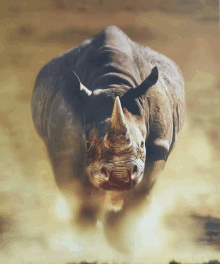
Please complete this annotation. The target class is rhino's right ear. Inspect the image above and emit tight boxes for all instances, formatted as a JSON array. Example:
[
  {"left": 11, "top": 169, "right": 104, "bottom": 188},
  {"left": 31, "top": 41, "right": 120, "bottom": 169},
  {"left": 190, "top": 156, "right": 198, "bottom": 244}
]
[
  {"left": 120, "top": 67, "right": 158, "bottom": 115},
  {"left": 64, "top": 71, "right": 92, "bottom": 104},
  {"left": 121, "top": 67, "right": 158, "bottom": 103}
]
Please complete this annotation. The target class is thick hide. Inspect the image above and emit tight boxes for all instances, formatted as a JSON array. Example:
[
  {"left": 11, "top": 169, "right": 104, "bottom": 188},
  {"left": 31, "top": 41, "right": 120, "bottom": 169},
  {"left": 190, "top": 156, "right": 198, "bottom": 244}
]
[{"left": 31, "top": 26, "right": 185, "bottom": 212}]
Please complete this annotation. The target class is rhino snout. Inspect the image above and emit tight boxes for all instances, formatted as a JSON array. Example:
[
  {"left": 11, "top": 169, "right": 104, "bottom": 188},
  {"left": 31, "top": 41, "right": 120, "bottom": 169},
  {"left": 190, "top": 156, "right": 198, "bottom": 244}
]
[{"left": 100, "top": 166, "right": 110, "bottom": 180}]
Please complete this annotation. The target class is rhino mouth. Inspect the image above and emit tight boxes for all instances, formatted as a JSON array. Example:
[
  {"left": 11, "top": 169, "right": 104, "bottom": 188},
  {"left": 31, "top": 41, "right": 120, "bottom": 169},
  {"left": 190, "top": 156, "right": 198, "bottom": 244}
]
[
  {"left": 96, "top": 174, "right": 138, "bottom": 191},
  {"left": 100, "top": 182, "right": 133, "bottom": 191}
]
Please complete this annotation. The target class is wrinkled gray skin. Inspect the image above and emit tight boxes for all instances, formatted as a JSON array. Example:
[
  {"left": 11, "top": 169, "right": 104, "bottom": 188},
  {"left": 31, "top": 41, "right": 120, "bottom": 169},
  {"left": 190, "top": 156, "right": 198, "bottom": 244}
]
[{"left": 31, "top": 26, "right": 185, "bottom": 251}]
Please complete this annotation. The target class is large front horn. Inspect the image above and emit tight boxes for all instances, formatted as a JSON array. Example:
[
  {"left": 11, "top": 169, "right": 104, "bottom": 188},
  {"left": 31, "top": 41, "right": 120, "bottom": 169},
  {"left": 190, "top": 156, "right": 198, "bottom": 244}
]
[
  {"left": 110, "top": 97, "right": 128, "bottom": 134},
  {"left": 105, "top": 96, "right": 131, "bottom": 145}
]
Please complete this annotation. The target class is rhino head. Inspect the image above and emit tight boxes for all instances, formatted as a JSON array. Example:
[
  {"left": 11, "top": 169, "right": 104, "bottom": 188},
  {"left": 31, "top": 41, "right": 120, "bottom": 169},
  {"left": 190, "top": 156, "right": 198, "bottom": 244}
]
[{"left": 66, "top": 67, "right": 159, "bottom": 191}]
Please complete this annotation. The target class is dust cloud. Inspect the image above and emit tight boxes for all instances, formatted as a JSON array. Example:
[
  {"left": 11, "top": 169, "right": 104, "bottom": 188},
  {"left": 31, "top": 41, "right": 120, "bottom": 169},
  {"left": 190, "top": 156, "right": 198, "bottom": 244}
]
[{"left": 0, "top": 1, "right": 220, "bottom": 263}]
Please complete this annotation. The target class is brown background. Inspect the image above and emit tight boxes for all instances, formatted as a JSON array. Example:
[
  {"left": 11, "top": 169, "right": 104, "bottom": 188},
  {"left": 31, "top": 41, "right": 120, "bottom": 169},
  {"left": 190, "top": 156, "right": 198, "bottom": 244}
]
[{"left": 0, "top": 1, "right": 219, "bottom": 263}]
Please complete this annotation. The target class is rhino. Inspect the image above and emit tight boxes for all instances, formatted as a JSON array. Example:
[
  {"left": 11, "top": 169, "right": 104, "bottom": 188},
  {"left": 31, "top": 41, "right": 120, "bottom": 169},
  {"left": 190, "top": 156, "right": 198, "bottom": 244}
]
[{"left": 31, "top": 26, "right": 185, "bottom": 249}]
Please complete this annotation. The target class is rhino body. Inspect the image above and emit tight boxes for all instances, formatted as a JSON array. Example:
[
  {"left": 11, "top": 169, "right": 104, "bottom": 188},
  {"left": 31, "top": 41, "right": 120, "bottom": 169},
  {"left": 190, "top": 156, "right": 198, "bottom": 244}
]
[{"left": 31, "top": 26, "right": 185, "bottom": 240}]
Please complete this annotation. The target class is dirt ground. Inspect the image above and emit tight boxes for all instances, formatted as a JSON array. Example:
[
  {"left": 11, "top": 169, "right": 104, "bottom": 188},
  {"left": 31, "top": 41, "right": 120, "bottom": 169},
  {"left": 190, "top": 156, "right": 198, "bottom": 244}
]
[{"left": 0, "top": 1, "right": 220, "bottom": 263}]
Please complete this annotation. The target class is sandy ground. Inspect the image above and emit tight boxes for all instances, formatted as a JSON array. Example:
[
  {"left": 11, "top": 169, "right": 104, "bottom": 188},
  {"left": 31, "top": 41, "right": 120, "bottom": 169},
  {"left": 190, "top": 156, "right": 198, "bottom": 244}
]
[{"left": 0, "top": 1, "right": 220, "bottom": 264}]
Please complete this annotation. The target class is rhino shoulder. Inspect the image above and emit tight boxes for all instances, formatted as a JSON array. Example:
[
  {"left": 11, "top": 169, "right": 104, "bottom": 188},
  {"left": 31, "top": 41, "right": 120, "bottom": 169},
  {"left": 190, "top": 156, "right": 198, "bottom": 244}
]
[
  {"left": 133, "top": 42, "right": 184, "bottom": 94},
  {"left": 31, "top": 37, "right": 93, "bottom": 141}
]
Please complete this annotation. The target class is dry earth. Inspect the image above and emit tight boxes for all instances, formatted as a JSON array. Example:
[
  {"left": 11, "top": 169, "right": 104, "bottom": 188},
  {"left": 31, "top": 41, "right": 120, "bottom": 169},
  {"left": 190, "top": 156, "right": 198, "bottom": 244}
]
[{"left": 0, "top": 1, "right": 220, "bottom": 264}]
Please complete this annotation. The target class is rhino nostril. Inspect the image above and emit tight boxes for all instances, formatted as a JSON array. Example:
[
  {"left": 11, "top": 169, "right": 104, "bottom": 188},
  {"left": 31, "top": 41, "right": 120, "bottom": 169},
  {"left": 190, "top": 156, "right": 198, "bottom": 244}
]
[
  {"left": 130, "top": 165, "right": 138, "bottom": 181},
  {"left": 133, "top": 165, "right": 138, "bottom": 174},
  {"left": 101, "top": 167, "right": 109, "bottom": 180}
]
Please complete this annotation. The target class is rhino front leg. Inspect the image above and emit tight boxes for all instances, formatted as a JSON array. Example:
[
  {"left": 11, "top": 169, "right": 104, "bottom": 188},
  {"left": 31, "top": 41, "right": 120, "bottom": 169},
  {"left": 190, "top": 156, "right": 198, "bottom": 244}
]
[
  {"left": 103, "top": 160, "right": 165, "bottom": 252},
  {"left": 102, "top": 192, "right": 151, "bottom": 253},
  {"left": 71, "top": 181, "right": 104, "bottom": 232},
  {"left": 73, "top": 199, "right": 99, "bottom": 232},
  {"left": 62, "top": 183, "right": 100, "bottom": 232},
  {"left": 48, "top": 149, "right": 100, "bottom": 231},
  {"left": 103, "top": 207, "right": 132, "bottom": 253},
  {"left": 61, "top": 182, "right": 100, "bottom": 232}
]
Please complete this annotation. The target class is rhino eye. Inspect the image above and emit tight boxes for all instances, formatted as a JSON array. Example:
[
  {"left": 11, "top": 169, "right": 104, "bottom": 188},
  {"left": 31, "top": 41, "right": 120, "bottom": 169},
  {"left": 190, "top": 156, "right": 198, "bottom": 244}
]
[
  {"left": 140, "top": 141, "right": 145, "bottom": 148},
  {"left": 86, "top": 141, "right": 92, "bottom": 152}
]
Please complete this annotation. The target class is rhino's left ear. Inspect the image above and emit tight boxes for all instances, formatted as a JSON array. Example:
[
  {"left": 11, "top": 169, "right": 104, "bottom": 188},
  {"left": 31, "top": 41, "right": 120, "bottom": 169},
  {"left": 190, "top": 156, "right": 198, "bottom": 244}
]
[
  {"left": 64, "top": 71, "right": 92, "bottom": 104},
  {"left": 72, "top": 71, "right": 92, "bottom": 100},
  {"left": 120, "top": 66, "right": 158, "bottom": 103}
]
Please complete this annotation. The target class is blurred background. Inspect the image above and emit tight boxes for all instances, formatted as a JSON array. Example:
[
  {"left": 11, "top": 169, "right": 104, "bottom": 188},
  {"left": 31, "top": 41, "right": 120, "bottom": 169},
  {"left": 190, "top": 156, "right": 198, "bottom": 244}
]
[{"left": 0, "top": 0, "right": 219, "bottom": 263}]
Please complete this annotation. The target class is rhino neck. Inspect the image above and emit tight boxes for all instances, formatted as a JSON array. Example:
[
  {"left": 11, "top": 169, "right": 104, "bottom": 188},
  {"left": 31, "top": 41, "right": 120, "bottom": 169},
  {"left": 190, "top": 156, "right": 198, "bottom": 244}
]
[
  {"left": 86, "top": 45, "right": 141, "bottom": 90},
  {"left": 90, "top": 72, "right": 136, "bottom": 90}
]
